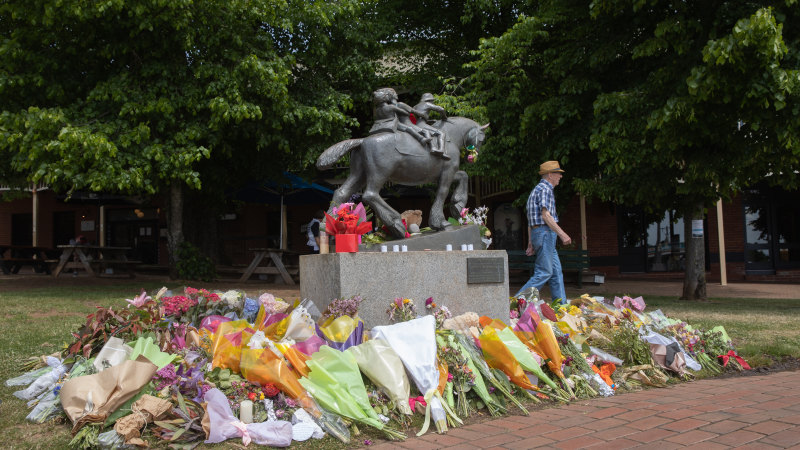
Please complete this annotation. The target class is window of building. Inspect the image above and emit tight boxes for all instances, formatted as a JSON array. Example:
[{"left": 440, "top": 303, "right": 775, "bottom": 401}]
[
  {"left": 618, "top": 208, "right": 701, "bottom": 273},
  {"left": 646, "top": 211, "right": 685, "bottom": 272},
  {"left": 743, "top": 186, "right": 800, "bottom": 273}
]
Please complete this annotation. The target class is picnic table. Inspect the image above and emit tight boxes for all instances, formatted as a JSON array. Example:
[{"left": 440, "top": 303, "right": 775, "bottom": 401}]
[
  {"left": 239, "top": 248, "right": 299, "bottom": 284},
  {"left": 52, "top": 245, "right": 141, "bottom": 278},
  {"left": 0, "top": 245, "right": 53, "bottom": 275}
]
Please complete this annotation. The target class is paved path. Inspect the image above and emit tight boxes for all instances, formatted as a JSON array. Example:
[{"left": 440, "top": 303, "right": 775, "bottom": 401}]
[{"left": 370, "top": 369, "right": 800, "bottom": 449}]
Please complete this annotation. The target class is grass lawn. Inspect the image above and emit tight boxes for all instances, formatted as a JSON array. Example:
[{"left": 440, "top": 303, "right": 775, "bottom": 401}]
[
  {"left": 645, "top": 296, "right": 800, "bottom": 368},
  {"left": 1, "top": 285, "right": 798, "bottom": 447}
]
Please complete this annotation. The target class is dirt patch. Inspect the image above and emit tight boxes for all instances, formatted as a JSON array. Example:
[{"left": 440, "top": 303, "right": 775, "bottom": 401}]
[
  {"left": 30, "top": 310, "right": 83, "bottom": 318},
  {"left": 714, "top": 355, "right": 800, "bottom": 378}
]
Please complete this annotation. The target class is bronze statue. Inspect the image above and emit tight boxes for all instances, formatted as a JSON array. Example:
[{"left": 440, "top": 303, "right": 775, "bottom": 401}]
[{"left": 317, "top": 89, "right": 488, "bottom": 238}]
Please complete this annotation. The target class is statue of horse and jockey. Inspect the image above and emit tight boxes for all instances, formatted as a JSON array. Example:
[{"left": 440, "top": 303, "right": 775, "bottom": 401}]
[{"left": 316, "top": 87, "right": 489, "bottom": 239}]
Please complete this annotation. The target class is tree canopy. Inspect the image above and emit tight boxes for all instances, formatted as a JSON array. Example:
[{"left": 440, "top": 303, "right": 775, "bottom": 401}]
[
  {"left": 462, "top": 0, "right": 800, "bottom": 297},
  {"left": 0, "top": 0, "right": 380, "bottom": 196},
  {"left": 463, "top": 0, "right": 799, "bottom": 203}
]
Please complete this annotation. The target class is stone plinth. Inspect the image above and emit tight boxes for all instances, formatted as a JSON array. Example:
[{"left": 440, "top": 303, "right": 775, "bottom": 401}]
[{"left": 300, "top": 250, "right": 509, "bottom": 326}]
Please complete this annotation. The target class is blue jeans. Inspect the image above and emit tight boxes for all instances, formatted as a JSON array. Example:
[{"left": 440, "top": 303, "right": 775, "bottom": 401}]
[{"left": 515, "top": 227, "right": 566, "bottom": 303}]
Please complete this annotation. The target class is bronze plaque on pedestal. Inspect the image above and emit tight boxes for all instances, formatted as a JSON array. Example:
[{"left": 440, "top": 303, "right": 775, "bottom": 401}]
[{"left": 466, "top": 257, "right": 505, "bottom": 284}]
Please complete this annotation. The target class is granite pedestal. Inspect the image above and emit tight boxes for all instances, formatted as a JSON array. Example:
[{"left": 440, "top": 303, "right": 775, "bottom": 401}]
[{"left": 300, "top": 250, "right": 509, "bottom": 326}]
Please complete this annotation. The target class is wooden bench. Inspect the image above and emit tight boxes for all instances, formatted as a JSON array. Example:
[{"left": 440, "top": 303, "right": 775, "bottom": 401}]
[
  {"left": 507, "top": 250, "right": 536, "bottom": 277},
  {"left": 558, "top": 249, "right": 591, "bottom": 288},
  {"left": 1, "top": 257, "right": 52, "bottom": 275},
  {"left": 506, "top": 248, "right": 591, "bottom": 287}
]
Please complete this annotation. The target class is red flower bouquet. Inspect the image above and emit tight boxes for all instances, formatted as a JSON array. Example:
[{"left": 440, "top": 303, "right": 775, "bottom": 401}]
[{"left": 325, "top": 202, "right": 372, "bottom": 253}]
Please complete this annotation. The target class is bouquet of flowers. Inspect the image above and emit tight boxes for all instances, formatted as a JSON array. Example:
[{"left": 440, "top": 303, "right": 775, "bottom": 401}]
[
  {"left": 325, "top": 202, "right": 373, "bottom": 252},
  {"left": 425, "top": 297, "right": 452, "bottom": 328},
  {"left": 452, "top": 205, "right": 492, "bottom": 247},
  {"left": 613, "top": 295, "right": 646, "bottom": 313},
  {"left": 254, "top": 293, "right": 290, "bottom": 332},
  {"left": 299, "top": 346, "right": 406, "bottom": 440},
  {"left": 348, "top": 339, "right": 413, "bottom": 416},
  {"left": 162, "top": 287, "right": 226, "bottom": 327},
  {"left": 436, "top": 334, "right": 476, "bottom": 417},
  {"left": 316, "top": 295, "right": 365, "bottom": 351},
  {"left": 388, "top": 297, "right": 417, "bottom": 323},
  {"left": 509, "top": 296, "right": 528, "bottom": 320},
  {"left": 372, "top": 316, "right": 463, "bottom": 435}
]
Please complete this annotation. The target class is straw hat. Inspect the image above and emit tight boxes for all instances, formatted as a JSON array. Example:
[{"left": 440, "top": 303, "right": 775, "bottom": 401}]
[{"left": 539, "top": 160, "right": 565, "bottom": 175}]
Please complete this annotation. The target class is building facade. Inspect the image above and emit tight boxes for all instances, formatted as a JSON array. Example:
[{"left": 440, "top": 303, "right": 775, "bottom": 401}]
[{"left": 2, "top": 182, "right": 798, "bottom": 282}]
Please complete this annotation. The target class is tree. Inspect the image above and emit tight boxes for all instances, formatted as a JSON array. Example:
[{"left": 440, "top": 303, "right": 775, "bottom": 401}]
[
  {"left": 370, "top": 1, "right": 526, "bottom": 103},
  {"left": 0, "top": 0, "right": 379, "bottom": 272},
  {"left": 586, "top": 2, "right": 800, "bottom": 299},
  {"left": 462, "top": 0, "right": 800, "bottom": 299}
]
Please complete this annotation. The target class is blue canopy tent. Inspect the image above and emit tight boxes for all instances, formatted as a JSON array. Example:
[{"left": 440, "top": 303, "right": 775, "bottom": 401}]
[{"left": 233, "top": 172, "right": 334, "bottom": 249}]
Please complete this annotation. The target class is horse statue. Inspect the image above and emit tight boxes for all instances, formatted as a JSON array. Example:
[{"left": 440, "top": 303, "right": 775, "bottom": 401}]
[{"left": 316, "top": 109, "right": 489, "bottom": 239}]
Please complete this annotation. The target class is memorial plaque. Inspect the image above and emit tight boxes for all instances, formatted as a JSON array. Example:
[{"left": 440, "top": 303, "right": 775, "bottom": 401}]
[{"left": 466, "top": 257, "right": 505, "bottom": 284}]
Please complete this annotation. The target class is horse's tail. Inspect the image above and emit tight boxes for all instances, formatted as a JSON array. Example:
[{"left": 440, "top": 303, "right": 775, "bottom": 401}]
[{"left": 316, "top": 138, "right": 363, "bottom": 170}]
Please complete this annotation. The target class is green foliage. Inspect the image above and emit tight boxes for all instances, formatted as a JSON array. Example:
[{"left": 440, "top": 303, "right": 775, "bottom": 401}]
[
  {"left": 462, "top": 1, "right": 800, "bottom": 212},
  {"left": 0, "top": 0, "right": 380, "bottom": 197},
  {"left": 175, "top": 241, "right": 216, "bottom": 282}
]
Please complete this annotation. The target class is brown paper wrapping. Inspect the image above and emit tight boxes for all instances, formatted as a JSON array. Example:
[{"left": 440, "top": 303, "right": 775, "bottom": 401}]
[
  {"left": 113, "top": 395, "right": 173, "bottom": 446},
  {"left": 60, "top": 356, "right": 158, "bottom": 434},
  {"left": 649, "top": 343, "right": 688, "bottom": 376}
]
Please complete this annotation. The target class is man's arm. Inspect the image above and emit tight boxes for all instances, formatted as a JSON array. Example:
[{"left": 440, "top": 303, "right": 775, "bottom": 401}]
[
  {"left": 525, "top": 226, "right": 534, "bottom": 256},
  {"left": 542, "top": 209, "right": 572, "bottom": 245}
]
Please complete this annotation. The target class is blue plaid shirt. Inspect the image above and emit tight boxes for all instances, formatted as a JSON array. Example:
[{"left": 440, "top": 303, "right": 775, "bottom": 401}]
[{"left": 526, "top": 178, "right": 558, "bottom": 226}]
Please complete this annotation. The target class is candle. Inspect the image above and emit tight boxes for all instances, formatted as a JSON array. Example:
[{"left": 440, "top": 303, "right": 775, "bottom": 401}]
[
  {"left": 468, "top": 244, "right": 474, "bottom": 251},
  {"left": 380, "top": 245, "right": 388, "bottom": 252},
  {"left": 392, "top": 245, "right": 400, "bottom": 252},
  {"left": 240, "top": 400, "right": 253, "bottom": 424},
  {"left": 460, "top": 244, "right": 467, "bottom": 251},
  {"left": 445, "top": 244, "right": 452, "bottom": 251},
  {"left": 319, "top": 230, "right": 329, "bottom": 254},
  {"left": 401, "top": 245, "right": 408, "bottom": 252}
]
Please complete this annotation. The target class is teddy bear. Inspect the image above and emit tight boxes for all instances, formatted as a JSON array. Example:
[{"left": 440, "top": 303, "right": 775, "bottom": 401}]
[{"left": 400, "top": 210, "right": 423, "bottom": 233}]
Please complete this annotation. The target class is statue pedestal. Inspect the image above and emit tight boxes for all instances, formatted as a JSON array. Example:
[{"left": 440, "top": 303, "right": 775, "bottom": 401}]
[{"left": 300, "top": 250, "right": 509, "bottom": 326}]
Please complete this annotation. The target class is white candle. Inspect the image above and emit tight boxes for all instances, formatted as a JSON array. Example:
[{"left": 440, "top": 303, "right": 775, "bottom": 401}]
[
  {"left": 401, "top": 245, "right": 408, "bottom": 252},
  {"left": 460, "top": 244, "right": 468, "bottom": 251},
  {"left": 446, "top": 244, "right": 452, "bottom": 251},
  {"left": 380, "top": 245, "right": 388, "bottom": 252},
  {"left": 468, "top": 244, "right": 474, "bottom": 251},
  {"left": 392, "top": 245, "right": 400, "bottom": 252},
  {"left": 240, "top": 400, "right": 253, "bottom": 424}
]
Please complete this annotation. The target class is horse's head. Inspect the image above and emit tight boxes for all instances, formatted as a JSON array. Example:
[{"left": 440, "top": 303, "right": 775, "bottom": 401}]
[{"left": 465, "top": 123, "right": 489, "bottom": 163}]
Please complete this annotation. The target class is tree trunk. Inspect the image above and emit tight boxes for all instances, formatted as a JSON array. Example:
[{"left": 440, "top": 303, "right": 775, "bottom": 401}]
[
  {"left": 681, "top": 202, "right": 707, "bottom": 300},
  {"left": 166, "top": 181, "right": 185, "bottom": 279},
  {"left": 183, "top": 190, "right": 222, "bottom": 264}
]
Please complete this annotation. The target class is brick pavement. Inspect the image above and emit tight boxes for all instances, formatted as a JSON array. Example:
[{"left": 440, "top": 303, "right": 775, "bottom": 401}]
[{"left": 369, "top": 369, "right": 800, "bottom": 449}]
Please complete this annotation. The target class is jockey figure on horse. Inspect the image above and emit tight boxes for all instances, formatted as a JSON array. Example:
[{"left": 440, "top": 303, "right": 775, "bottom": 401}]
[{"left": 369, "top": 88, "right": 449, "bottom": 159}]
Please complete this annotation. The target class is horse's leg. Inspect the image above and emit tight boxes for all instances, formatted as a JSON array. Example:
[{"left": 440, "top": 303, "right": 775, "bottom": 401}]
[
  {"left": 429, "top": 167, "right": 456, "bottom": 230},
  {"left": 331, "top": 171, "right": 364, "bottom": 208},
  {"left": 449, "top": 170, "right": 469, "bottom": 218},
  {"left": 329, "top": 153, "right": 366, "bottom": 209},
  {"left": 362, "top": 176, "right": 406, "bottom": 238}
]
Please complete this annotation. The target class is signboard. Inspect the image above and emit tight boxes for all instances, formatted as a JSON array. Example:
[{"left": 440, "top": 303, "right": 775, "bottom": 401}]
[
  {"left": 691, "top": 220, "right": 704, "bottom": 238},
  {"left": 466, "top": 257, "right": 505, "bottom": 284}
]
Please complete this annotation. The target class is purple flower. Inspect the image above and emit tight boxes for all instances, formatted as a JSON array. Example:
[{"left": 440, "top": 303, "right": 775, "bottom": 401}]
[{"left": 153, "top": 365, "right": 178, "bottom": 391}]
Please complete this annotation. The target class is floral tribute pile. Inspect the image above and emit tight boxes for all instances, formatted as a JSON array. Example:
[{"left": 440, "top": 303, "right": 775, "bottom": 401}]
[{"left": 5, "top": 286, "right": 750, "bottom": 449}]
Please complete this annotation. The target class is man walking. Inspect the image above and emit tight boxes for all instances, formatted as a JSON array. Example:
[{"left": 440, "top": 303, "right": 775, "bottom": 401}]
[{"left": 515, "top": 161, "right": 572, "bottom": 303}]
